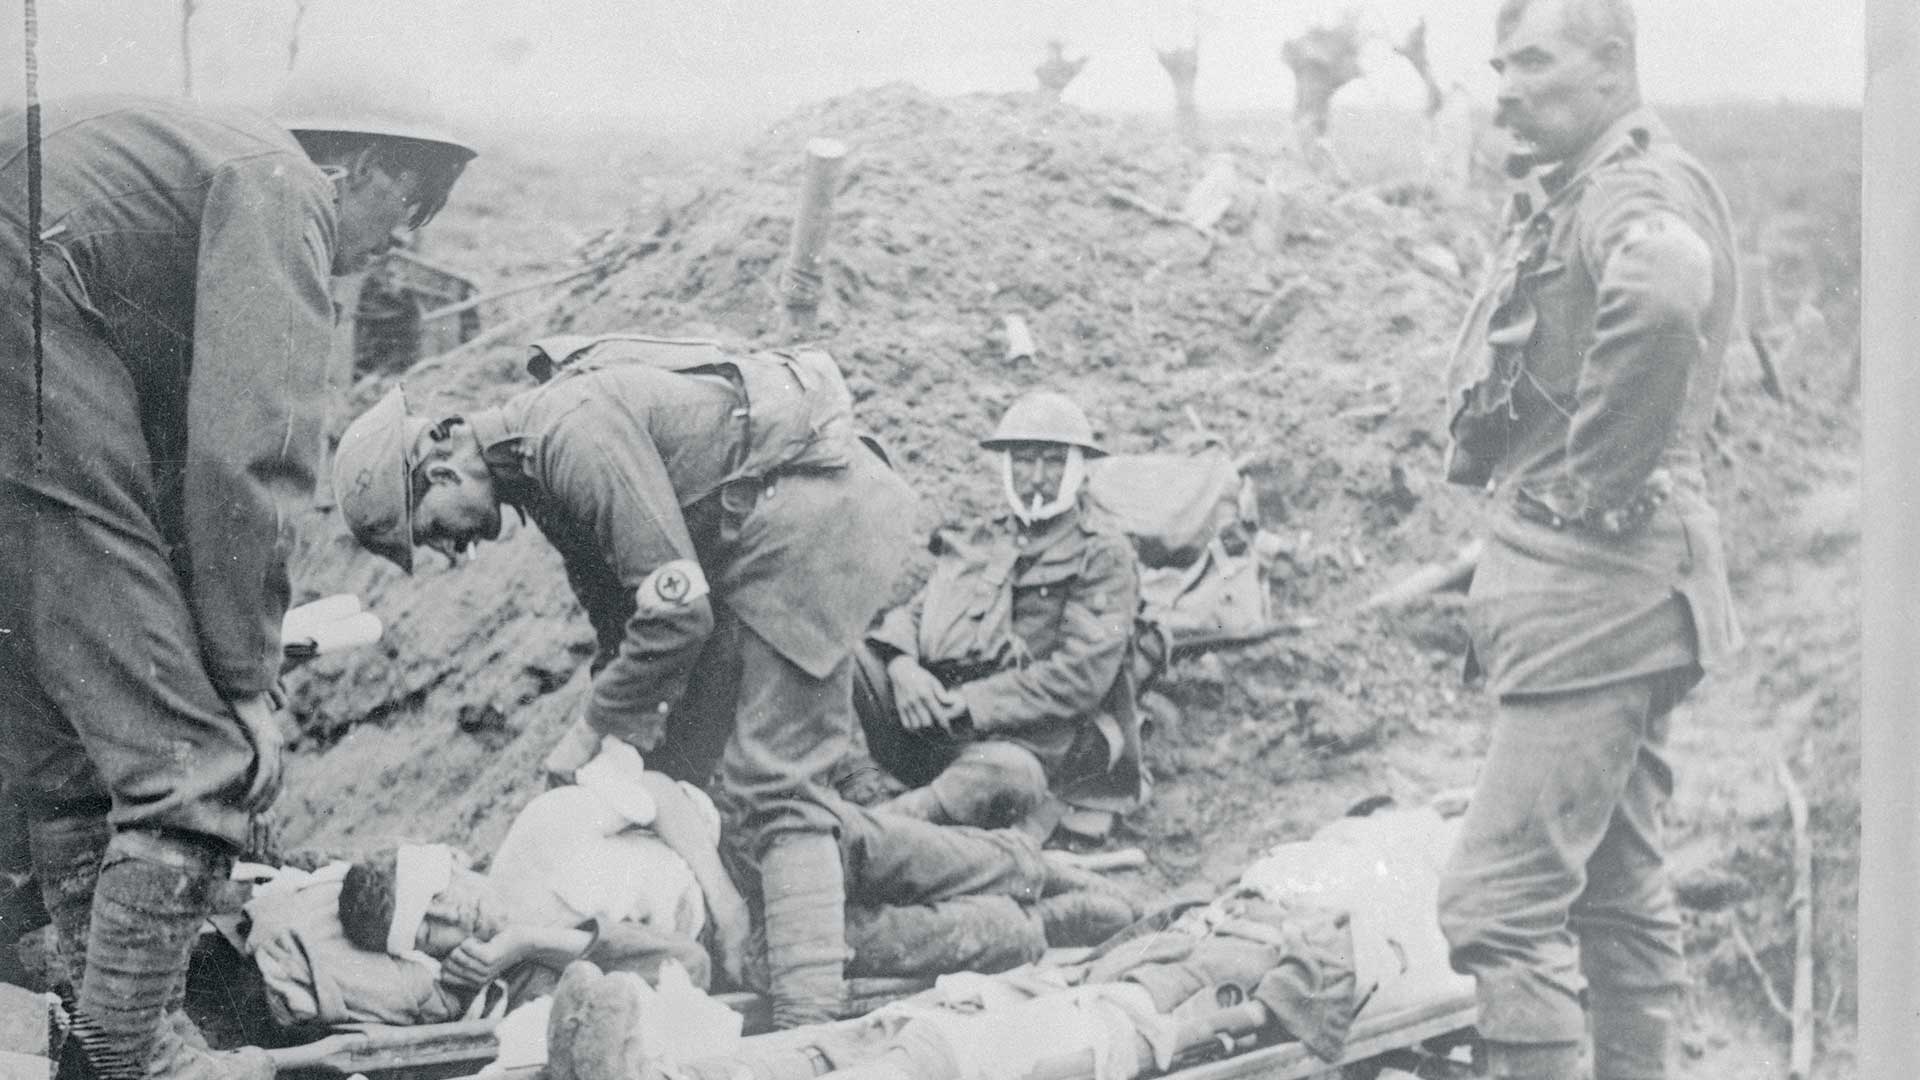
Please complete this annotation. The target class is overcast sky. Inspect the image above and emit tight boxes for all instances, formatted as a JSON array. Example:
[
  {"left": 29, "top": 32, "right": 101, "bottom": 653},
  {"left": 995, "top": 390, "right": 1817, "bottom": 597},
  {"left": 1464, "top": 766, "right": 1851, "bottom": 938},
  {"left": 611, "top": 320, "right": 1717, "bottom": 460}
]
[{"left": 0, "top": 0, "right": 1865, "bottom": 130}]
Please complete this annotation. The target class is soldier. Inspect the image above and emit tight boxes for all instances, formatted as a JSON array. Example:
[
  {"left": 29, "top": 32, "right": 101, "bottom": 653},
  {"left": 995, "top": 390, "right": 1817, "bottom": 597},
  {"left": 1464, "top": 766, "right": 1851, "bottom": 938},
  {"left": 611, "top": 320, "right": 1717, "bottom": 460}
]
[
  {"left": 0, "top": 73, "right": 474, "bottom": 1077},
  {"left": 850, "top": 392, "right": 1146, "bottom": 840},
  {"left": 329, "top": 334, "right": 920, "bottom": 1028},
  {"left": 1436, "top": 1, "right": 1741, "bottom": 1077},
  {"left": 330, "top": 762, "right": 1134, "bottom": 1014}
]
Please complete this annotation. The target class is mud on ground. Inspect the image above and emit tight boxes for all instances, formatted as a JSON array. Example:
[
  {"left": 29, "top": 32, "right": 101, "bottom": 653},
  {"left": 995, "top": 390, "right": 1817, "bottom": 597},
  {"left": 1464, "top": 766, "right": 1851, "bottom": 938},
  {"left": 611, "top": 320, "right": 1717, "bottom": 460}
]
[{"left": 277, "top": 88, "right": 1860, "bottom": 1076}]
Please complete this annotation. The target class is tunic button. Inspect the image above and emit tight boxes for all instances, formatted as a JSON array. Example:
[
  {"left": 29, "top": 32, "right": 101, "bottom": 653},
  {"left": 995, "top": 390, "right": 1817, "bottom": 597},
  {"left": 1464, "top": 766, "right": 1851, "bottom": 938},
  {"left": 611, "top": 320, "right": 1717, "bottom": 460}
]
[{"left": 1039, "top": 587, "right": 1049, "bottom": 597}]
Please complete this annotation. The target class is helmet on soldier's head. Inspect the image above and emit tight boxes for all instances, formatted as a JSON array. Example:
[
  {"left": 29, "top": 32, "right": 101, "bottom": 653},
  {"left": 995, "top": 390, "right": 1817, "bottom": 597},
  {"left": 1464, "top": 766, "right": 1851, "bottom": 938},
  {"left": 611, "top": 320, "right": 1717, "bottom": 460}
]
[
  {"left": 332, "top": 387, "right": 433, "bottom": 573},
  {"left": 270, "top": 64, "right": 477, "bottom": 166},
  {"left": 980, "top": 391, "right": 1104, "bottom": 457}
]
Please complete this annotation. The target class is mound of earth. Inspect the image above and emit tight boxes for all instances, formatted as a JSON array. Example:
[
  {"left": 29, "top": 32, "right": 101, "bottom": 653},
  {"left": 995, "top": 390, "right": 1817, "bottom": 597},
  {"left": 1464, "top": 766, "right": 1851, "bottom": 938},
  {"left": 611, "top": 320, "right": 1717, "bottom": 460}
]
[
  {"left": 276, "top": 84, "right": 1858, "bottom": 1074},
  {"left": 282, "top": 84, "right": 1490, "bottom": 858}
]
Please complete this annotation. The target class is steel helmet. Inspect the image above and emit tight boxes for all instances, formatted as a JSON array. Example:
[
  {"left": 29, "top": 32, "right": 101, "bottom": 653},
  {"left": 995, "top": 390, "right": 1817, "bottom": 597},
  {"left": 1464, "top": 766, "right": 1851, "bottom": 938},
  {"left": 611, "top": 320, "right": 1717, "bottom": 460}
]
[
  {"left": 332, "top": 386, "right": 433, "bottom": 573},
  {"left": 271, "top": 65, "right": 477, "bottom": 165},
  {"left": 980, "top": 391, "right": 1104, "bottom": 456}
]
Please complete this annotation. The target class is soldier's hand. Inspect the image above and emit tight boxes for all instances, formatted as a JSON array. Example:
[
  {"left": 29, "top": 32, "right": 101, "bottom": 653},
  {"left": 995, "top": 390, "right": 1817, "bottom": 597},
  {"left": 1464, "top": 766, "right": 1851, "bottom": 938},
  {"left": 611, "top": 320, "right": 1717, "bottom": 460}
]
[
  {"left": 442, "top": 931, "right": 524, "bottom": 992},
  {"left": 542, "top": 708, "right": 602, "bottom": 788},
  {"left": 231, "top": 693, "right": 285, "bottom": 813},
  {"left": 887, "top": 656, "right": 961, "bottom": 735},
  {"left": 708, "top": 894, "right": 753, "bottom": 989}
]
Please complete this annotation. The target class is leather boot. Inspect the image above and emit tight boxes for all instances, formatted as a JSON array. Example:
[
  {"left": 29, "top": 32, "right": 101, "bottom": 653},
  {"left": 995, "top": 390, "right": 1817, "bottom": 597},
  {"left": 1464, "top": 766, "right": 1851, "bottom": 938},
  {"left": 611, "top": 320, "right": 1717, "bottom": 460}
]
[
  {"left": 1033, "top": 891, "right": 1137, "bottom": 948},
  {"left": 75, "top": 830, "right": 271, "bottom": 1080},
  {"left": 1481, "top": 1040, "right": 1587, "bottom": 1080},
  {"left": 25, "top": 812, "right": 111, "bottom": 995},
  {"left": 546, "top": 961, "right": 651, "bottom": 1080},
  {"left": 759, "top": 833, "right": 848, "bottom": 1029},
  {"left": 1589, "top": 990, "right": 1677, "bottom": 1080}
]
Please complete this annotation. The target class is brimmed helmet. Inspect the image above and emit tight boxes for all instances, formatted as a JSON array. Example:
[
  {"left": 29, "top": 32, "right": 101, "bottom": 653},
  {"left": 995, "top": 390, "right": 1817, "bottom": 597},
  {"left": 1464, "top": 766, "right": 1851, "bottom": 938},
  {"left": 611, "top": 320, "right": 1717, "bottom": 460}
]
[
  {"left": 980, "top": 391, "right": 1104, "bottom": 456},
  {"left": 332, "top": 387, "right": 431, "bottom": 572},
  {"left": 271, "top": 66, "right": 477, "bottom": 166}
]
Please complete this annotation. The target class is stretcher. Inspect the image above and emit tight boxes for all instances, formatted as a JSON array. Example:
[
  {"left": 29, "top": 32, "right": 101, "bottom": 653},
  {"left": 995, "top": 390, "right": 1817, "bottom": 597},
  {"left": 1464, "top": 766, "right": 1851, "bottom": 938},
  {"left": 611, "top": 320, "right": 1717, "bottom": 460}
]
[{"left": 264, "top": 965, "right": 1477, "bottom": 1080}]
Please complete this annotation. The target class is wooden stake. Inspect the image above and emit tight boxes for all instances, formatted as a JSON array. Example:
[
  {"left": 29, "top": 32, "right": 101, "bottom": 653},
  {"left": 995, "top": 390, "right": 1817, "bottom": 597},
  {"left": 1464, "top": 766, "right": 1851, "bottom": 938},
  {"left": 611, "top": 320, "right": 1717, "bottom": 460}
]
[
  {"left": 780, "top": 138, "right": 848, "bottom": 337},
  {"left": 1778, "top": 758, "right": 1814, "bottom": 1080}
]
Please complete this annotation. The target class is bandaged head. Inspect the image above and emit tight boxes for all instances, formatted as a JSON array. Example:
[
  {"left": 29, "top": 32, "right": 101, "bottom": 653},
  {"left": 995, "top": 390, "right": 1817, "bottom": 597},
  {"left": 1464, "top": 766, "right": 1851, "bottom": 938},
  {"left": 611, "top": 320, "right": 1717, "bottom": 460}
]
[
  {"left": 980, "top": 391, "right": 1105, "bottom": 524},
  {"left": 386, "top": 843, "right": 456, "bottom": 958}
]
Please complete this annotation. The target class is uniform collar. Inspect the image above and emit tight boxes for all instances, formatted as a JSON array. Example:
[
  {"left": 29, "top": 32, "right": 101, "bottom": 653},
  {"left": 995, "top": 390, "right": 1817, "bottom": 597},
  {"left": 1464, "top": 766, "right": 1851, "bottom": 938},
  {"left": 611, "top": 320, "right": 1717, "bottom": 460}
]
[
  {"left": 466, "top": 404, "right": 535, "bottom": 513},
  {"left": 1538, "top": 104, "right": 1664, "bottom": 197}
]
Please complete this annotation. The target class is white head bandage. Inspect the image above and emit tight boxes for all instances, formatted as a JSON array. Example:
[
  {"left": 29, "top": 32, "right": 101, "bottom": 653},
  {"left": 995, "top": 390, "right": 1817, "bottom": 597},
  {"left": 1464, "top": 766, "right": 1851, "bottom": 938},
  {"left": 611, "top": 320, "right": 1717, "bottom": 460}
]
[
  {"left": 1002, "top": 445, "right": 1086, "bottom": 525},
  {"left": 386, "top": 843, "right": 455, "bottom": 958}
]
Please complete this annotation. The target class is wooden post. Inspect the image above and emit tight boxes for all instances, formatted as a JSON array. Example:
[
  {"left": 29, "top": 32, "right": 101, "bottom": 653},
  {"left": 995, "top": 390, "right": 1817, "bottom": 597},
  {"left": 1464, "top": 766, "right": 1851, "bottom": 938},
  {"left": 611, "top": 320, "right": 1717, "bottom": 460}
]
[
  {"left": 780, "top": 138, "right": 848, "bottom": 338},
  {"left": 180, "top": 0, "right": 197, "bottom": 98},
  {"left": 1779, "top": 759, "right": 1814, "bottom": 1080}
]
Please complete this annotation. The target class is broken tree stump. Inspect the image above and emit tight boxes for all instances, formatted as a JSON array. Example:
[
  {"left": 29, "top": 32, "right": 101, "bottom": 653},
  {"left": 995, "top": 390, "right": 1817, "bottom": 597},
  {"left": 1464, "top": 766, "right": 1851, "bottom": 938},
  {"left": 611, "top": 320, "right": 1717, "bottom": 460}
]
[
  {"left": 1035, "top": 40, "right": 1089, "bottom": 103},
  {"left": 1156, "top": 41, "right": 1202, "bottom": 146},
  {"left": 780, "top": 137, "right": 848, "bottom": 337},
  {"left": 1281, "top": 15, "right": 1364, "bottom": 182}
]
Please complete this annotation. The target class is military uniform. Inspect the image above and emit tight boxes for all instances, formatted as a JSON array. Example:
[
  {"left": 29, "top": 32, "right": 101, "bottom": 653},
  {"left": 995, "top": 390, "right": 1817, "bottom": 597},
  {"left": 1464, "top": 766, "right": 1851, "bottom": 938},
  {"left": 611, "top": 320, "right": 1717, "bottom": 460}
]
[
  {"left": 856, "top": 499, "right": 1144, "bottom": 833},
  {"left": 1435, "top": 107, "right": 1740, "bottom": 1075},
  {"left": 460, "top": 336, "right": 918, "bottom": 1026},
  {"left": 0, "top": 95, "right": 334, "bottom": 850}
]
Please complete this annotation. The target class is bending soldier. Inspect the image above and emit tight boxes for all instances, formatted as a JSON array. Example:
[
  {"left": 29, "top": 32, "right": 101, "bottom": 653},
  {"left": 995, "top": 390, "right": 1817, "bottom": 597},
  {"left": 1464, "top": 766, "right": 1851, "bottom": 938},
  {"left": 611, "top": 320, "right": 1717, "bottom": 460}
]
[
  {"left": 331, "top": 335, "right": 919, "bottom": 1028},
  {"left": 0, "top": 71, "right": 474, "bottom": 1078}
]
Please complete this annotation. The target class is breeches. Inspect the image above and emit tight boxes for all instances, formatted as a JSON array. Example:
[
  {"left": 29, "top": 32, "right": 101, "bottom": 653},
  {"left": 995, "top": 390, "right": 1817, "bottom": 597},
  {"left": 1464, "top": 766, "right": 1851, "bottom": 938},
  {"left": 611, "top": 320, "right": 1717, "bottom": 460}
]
[
  {"left": 0, "top": 297, "right": 256, "bottom": 849},
  {"left": 1436, "top": 666, "right": 1697, "bottom": 1045},
  {"left": 645, "top": 608, "right": 854, "bottom": 868}
]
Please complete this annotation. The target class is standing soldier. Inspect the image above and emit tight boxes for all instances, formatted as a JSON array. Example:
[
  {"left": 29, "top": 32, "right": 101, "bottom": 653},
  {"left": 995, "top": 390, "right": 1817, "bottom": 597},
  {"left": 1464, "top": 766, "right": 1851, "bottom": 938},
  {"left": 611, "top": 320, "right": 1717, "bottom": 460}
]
[
  {"left": 1436, "top": 2, "right": 1741, "bottom": 1078},
  {"left": 0, "top": 74, "right": 474, "bottom": 1077},
  {"left": 329, "top": 334, "right": 919, "bottom": 1028}
]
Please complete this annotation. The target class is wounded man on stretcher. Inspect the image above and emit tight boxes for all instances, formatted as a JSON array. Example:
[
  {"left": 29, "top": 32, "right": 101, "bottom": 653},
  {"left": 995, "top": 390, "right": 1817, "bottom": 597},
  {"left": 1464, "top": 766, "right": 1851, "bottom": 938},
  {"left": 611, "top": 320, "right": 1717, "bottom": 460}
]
[
  {"left": 242, "top": 737, "right": 1139, "bottom": 1030},
  {"left": 536, "top": 802, "right": 1473, "bottom": 1080}
]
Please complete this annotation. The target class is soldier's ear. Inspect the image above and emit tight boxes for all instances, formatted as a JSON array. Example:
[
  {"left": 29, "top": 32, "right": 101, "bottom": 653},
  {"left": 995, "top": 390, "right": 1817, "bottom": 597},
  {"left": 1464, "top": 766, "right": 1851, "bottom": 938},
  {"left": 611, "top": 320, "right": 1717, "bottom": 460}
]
[{"left": 424, "top": 460, "right": 463, "bottom": 487}]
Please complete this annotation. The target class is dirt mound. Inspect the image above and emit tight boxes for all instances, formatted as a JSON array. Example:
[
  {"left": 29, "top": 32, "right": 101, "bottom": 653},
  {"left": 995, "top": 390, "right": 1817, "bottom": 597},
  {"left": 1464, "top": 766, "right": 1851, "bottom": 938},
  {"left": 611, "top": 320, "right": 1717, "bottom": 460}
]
[{"left": 283, "top": 83, "right": 1486, "bottom": 858}]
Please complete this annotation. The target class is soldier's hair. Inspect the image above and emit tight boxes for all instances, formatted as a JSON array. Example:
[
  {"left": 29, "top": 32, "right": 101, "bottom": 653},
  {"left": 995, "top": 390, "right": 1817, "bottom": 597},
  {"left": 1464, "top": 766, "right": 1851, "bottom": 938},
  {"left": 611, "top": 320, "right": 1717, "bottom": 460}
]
[
  {"left": 408, "top": 416, "right": 468, "bottom": 508},
  {"left": 338, "top": 848, "right": 400, "bottom": 953},
  {"left": 1497, "top": 0, "right": 1637, "bottom": 62},
  {"left": 291, "top": 131, "right": 467, "bottom": 230}
]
